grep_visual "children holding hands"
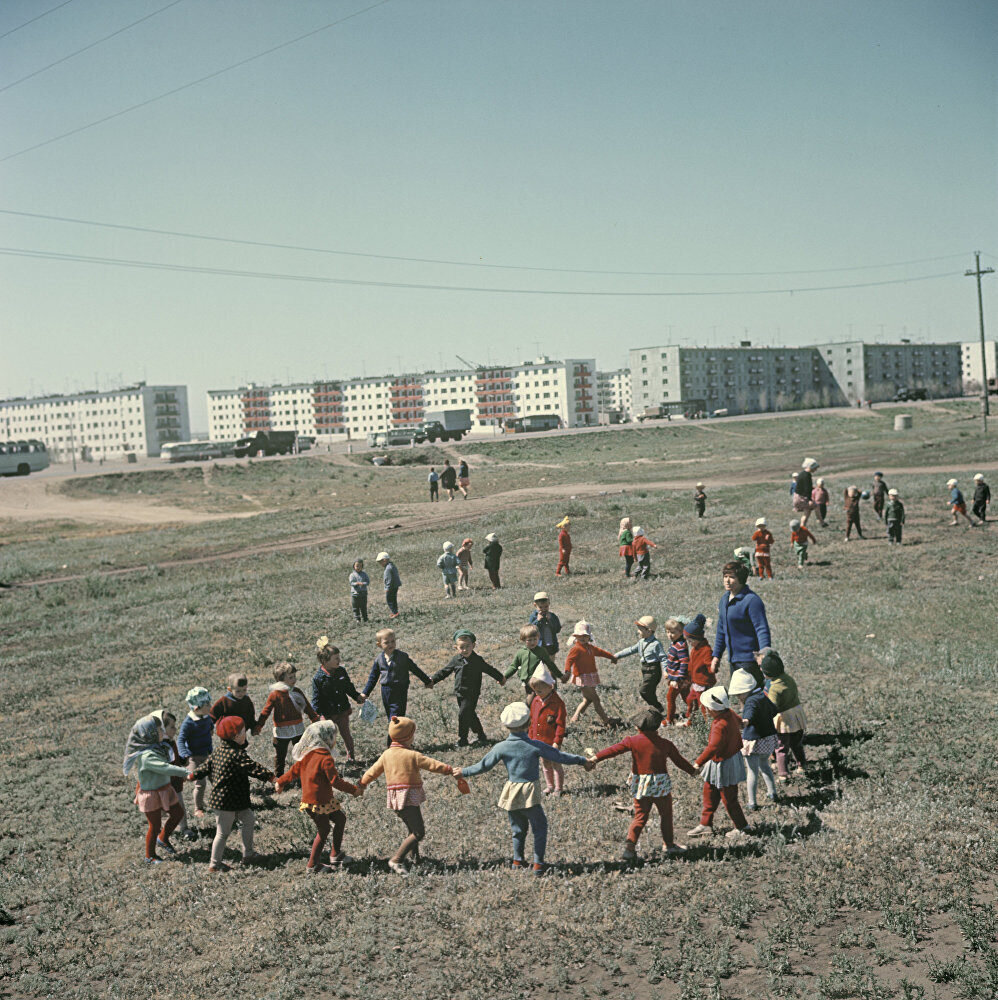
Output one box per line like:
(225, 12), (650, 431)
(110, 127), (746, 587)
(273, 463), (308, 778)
(177, 687), (214, 820)
(506, 624), (566, 701)
(528, 666), (568, 796)
(728, 668), (779, 811)
(311, 637), (366, 763)
(255, 663), (320, 777)
(430, 628), (506, 746)
(614, 615), (667, 713)
(564, 621), (617, 727)
(361, 628), (433, 742)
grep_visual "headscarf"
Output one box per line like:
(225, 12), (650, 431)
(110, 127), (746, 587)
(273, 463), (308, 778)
(292, 720), (338, 762)
(122, 715), (170, 777)
(619, 517), (632, 531)
(557, 517), (571, 529)
(215, 716), (246, 742)
(388, 716), (416, 744)
(185, 686), (210, 708)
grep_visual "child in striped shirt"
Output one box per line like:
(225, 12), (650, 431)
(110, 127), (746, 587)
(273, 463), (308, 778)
(663, 617), (691, 725)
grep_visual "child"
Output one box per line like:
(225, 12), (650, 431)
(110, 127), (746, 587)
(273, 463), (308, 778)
(377, 551), (402, 618)
(455, 702), (593, 874)
(872, 472), (888, 520)
(349, 559), (370, 623)
(427, 467), (439, 502)
(431, 628), (506, 746)
(209, 673), (256, 734)
(275, 720), (363, 874)
(947, 478), (977, 526)
(790, 519), (817, 567)
(662, 618), (691, 725)
(255, 662), (320, 777)
(811, 477), (829, 527)
(683, 614), (715, 725)
(189, 716), (275, 872)
(617, 517), (634, 577)
(359, 715), (454, 875)
(614, 615), (666, 713)
(589, 707), (697, 860)
(694, 483), (706, 519)
(152, 708), (194, 840)
(973, 473), (991, 523)
(458, 458), (470, 499)
(564, 621), (617, 726)
(758, 649), (807, 783)
(752, 518), (774, 579)
(844, 486), (864, 540)
(457, 537), (473, 590)
(556, 517), (572, 576)
(728, 668), (779, 811)
(177, 687), (214, 822)
(528, 665), (568, 795)
(632, 526), (657, 580)
(361, 628), (433, 743)
(789, 472), (798, 502)
(686, 687), (749, 840)
(529, 592), (562, 661)
(506, 624), (566, 701)
(884, 488), (905, 545)
(483, 532), (503, 590)
(311, 636), (367, 763)
(437, 541), (459, 599)
(123, 714), (190, 863)
(733, 546), (756, 577)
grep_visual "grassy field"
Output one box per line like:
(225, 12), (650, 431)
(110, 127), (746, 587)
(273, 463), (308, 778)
(1, 414), (997, 999)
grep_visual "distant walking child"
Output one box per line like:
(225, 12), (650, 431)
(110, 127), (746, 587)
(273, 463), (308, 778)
(437, 541), (459, 599)
(752, 518), (774, 579)
(728, 669), (779, 810)
(430, 628), (506, 746)
(428, 467), (439, 501)
(972, 473), (991, 523)
(811, 477), (829, 526)
(177, 687), (214, 822)
(872, 472), (888, 520)
(556, 517), (572, 575)
(683, 614), (715, 725)
(632, 526), (657, 580)
(614, 615), (667, 713)
(255, 662), (320, 777)
(209, 673), (256, 735)
(694, 483), (707, 518)
(618, 517), (634, 577)
(790, 519), (817, 567)
(457, 537), (473, 590)
(349, 559), (370, 622)
(758, 649), (807, 782)
(483, 532), (503, 589)
(663, 617), (691, 724)
(377, 551), (402, 617)
(564, 621), (617, 726)
(844, 486), (864, 540)
(528, 666), (568, 795)
(885, 488), (905, 544)
(359, 715), (455, 875)
(529, 592), (563, 662)
(311, 636), (366, 762)
(361, 628), (433, 743)
(506, 624), (565, 701)
(947, 479), (977, 526)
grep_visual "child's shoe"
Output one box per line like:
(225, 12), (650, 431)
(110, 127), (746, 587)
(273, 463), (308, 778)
(207, 862), (231, 873)
(663, 843), (686, 857)
(532, 863), (547, 877)
(388, 860), (409, 876)
(143, 856), (163, 865)
(621, 844), (637, 862)
(777, 775), (789, 785)
(182, 828), (199, 842)
(744, 802), (759, 812)
(306, 864), (331, 876)
(725, 827), (749, 841)
(329, 852), (354, 866)
(155, 837), (177, 856)
(686, 823), (713, 838)
(511, 859), (527, 869)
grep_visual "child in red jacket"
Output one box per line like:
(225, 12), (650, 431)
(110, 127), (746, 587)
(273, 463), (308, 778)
(556, 517), (572, 575)
(275, 721), (363, 874)
(752, 518), (774, 579)
(682, 614), (716, 725)
(687, 686), (749, 840)
(589, 707), (697, 860)
(255, 663), (320, 777)
(632, 526), (657, 580)
(528, 666), (568, 796)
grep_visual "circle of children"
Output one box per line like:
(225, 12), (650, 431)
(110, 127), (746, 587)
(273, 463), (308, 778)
(123, 459), (990, 876)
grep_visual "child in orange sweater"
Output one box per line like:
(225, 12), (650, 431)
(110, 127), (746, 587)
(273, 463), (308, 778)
(255, 663), (320, 776)
(275, 721), (362, 874)
(528, 666), (568, 796)
(752, 518), (774, 579)
(563, 621), (617, 726)
(359, 715), (455, 875)
(790, 518), (817, 567)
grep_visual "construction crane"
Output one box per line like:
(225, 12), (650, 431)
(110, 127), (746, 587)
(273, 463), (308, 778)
(455, 354), (481, 370)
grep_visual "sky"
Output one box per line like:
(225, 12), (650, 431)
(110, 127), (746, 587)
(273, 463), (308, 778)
(1, 0), (996, 431)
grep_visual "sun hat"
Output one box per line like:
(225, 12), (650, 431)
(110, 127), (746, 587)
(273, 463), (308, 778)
(533, 591), (549, 602)
(185, 686), (210, 708)
(946, 478), (958, 487)
(453, 628), (476, 642)
(700, 686), (729, 712)
(755, 517), (767, 527)
(696, 482), (704, 488)
(215, 716), (245, 741)
(727, 669), (759, 696)
(500, 702), (531, 729)
(633, 526), (645, 537)
(530, 664), (556, 686)
(683, 614), (706, 639)
(442, 541), (454, 551)
(802, 458), (819, 470)
(974, 473), (984, 481)
(635, 615), (657, 630)
(816, 477), (824, 485)
(485, 532), (497, 541)
(571, 620), (593, 639)
(888, 488), (899, 497)
(376, 551), (390, 561)
(388, 716), (416, 743)
(759, 649), (786, 678)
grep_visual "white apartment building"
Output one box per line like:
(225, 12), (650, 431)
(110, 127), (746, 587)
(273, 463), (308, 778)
(596, 368), (632, 418)
(0, 383), (190, 461)
(961, 341), (997, 390)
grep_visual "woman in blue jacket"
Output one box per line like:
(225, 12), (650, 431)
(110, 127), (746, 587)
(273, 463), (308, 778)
(710, 561), (771, 686)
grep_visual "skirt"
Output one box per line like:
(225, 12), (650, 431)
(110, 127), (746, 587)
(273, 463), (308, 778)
(792, 493), (814, 513)
(629, 772), (672, 799)
(459, 477), (470, 488)
(571, 672), (601, 688)
(701, 753), (747, 789)
(742, 734), (779, 758)
(134, 785), (179, 813)
(497, 780), (543, 811)
(387, 785), (426, 810)
(300, 799), (342, 815)
(774, 703), (807, 734)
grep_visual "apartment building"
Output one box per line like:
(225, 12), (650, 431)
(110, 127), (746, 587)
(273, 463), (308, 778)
(818, 341), (962, 403)
(596, 368), (632, 419)
(960, 340), (997, 390)
(0, 383), (189, 461)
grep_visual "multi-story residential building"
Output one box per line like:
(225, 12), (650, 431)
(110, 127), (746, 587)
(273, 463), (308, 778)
(818, 341), (962, 403)
(960, 340), (997, 391)
(596, 368), (632, 419)
(0, 383), (189, 461)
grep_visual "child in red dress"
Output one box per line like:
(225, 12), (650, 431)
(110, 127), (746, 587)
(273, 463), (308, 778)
(564, 621), (617, 726)
(528, 666), (568, 796)
(556, 517), (572, 575)
(752, 518), (774, 579)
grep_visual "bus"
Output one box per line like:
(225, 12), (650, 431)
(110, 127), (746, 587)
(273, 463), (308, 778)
(0, 439), (50, 476)
(160, 441), (226, 463)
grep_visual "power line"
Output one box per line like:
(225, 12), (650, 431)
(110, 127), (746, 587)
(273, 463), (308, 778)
(0, 0), (186, 96)
(0, 245), (964, 297)
(0, 0), (393, 163)
(0, 0), (76, 42)
(0, 208), (974, 278)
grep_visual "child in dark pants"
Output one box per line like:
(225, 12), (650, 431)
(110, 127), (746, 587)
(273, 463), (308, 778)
(632, 527), (657, 580)
(430, 628), (506, 746)
(614, 615), (666, 713)
(483, 532), (503, 589)
(361, 628), (433, 746)
(844, 486), (864, 539)
(811, 477), (829, 526)
(311, 637), (367, 762)
(349, 559), (369, 622)
(694, 483), (706, 518)
(256, 663), (320, 777)
(885, 488), (905, 544)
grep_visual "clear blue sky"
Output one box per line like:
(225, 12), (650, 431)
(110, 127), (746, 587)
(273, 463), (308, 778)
(2, 0), (995, 430)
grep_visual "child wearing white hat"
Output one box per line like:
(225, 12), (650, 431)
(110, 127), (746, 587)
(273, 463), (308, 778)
(455, 702), (593, 874)
(564, 621), (617, 727)
(884, 488), (905, 544)
(972, 473), (991, 523)
(436, 542), (459, 599)
(751, 518), (774, 580)
(811, 477), (829, 527)
(947, 479), (977, 527)
(728, 669), (779, 811)
(528, 666), (568, 795)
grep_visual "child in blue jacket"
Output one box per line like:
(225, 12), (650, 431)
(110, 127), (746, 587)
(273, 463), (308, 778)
(362, 628), (433, 745)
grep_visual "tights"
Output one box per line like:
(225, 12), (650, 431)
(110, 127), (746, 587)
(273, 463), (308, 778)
(144, 803), (184, 858)
(744, 754), (777, 806)
(627, 794), (674, 846)
(508, 805), (548, 863)
(306, 809), (346, 868)
(391, 806), (425, 863)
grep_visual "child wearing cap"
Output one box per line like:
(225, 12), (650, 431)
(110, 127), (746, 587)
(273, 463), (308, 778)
(728, 668), (779, 810)
(457, 538), (474, 591)
(972, 474), (991, 523)
(506, 625), (566, 702)
(811, 477), (829, 527)
(751, 518), (774, 579)
(483, 532), (503, 589)
(311, 637), (367, 763)
(430, 629), (506, 746)
(255, 662), (320, 778)
(589, 707), (698, 860)
(757, 650), (807, 783)
(632, 527), (657, 581)
(694, 483), (707, 519)
(359, 716), (455, 876)
(437, 542), (459, 600)
(528, 666), (568, 795)
(686, 687), (749, 840)
(564, 621), (617, 726)
(556, 517), (572, 576)
(614, 615), (667, 713)
(377, 552), (402, 618)
(662, 618), (691, 725)
(455, 702), (593, 874)
(733, 546), (756, 577)
(789, 519), (817, 568)
(361, 629), (433, 745)
(617, 517), (635, 578)
(529, 593), (563, 661)
(871, 472), (888, 520)
(683, 615), (715, 725)
(947, 479), (977, 527)
(177, 687), (214, 821)
(884, 488), (905, 544)
(843, 487), (864, 540)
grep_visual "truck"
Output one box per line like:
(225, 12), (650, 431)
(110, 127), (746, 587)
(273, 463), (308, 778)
(413, 409), (472, 443)
(233, 430), (298, 458)
(636, 404), (669, 422)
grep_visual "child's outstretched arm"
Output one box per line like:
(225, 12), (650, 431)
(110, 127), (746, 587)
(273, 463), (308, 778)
(663, 740), (698, 777)
(455, 745), (503, 778)
(275, 760), (302, 792)
(361, 659), (381, 699)
(414, 753), (455, 776)
(359, 756), (386, 788)
(405, 654), (434, 688)
(481, 659), (506, 686)
(534, 741), (595, 770)
(591, 740), (630, 763)
(592, 645), (618, 664)
(614, 641), (640, 660)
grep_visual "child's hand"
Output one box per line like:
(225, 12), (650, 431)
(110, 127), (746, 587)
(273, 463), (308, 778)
(351, 786), (363, 797)
(583, 759), (596, 772)
(610, 656), (618, 665)
(358, 694), (367, 704)
(669, 681), (678, 689)
(452, 767), (463, 778)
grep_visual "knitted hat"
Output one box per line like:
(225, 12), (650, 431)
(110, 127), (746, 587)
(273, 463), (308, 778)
(453, 628), (476, 642)
(755, 517), (767, 527)
(500, 702), (531, 729)
(533, 591), (549, 602)
(946, 479), (957, 487)
(974, 473), (984, 481)
(557, 517), (571, 529)
(530, 664), (556, 687)
(635, 615), (657, 630)
(185, 686), (210, 708)
(790, 519), (800, 529)
(874, 471), (883, 477)
(376, 551), (390, 561)
(215, 716), (245, 741)
(633, 526), (645, 537)
(888, 488), (899, 497)
(388, 716), (416, 743)
(485, 532), (497, 541)
(728, 669), (758, 696)
(571, 620), (593, 639)
(700, 686), (729, 712)
(442, 541), (454, 552)
(628, 707), (663, 732)
(759, 649), (786, 678)
(683, 613), (706, 639)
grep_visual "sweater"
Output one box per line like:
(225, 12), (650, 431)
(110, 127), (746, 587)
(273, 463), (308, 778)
(687, 643), (716, 688)
(133, 750), (189, 791)
(275, 747), (358, 804)
(694, 710), (743, 766)
(811, 486), (829, 506)
(564, 642), (615, 680)
(349, 570), (369, 596)
(529, 610), (562, 652)
(483, 540), (503, 571)
(633, 535), (656, 558)
(765, 674), (801, 714)
(256, 683), (319, 735)
(615, 636), (666, 665)
(884, 498), (905, 524)
(431, 651), (504, 699)
(461, 731), (586, 784)
(362, 649), (432, 698)
(741, 689), (778, 741)
(664, 639), (690, 681)
(617, 529), (634, 556)
(791, 526), (816, 547)
(437, 552), (459, 578)
(528, 691), (566, 747)
(595, 731), (697, 777)
(177, 713), (214, 759)
(713, 587), (771, 663)
(752, 528), (774, 554)
(209, 693), (256, 733)
(311, 665), (363, 719)
(505, 645), (565, 684)
(360, 744), (452, 790)
(382, 561), (402, 591)
(190, 740), (273, 811)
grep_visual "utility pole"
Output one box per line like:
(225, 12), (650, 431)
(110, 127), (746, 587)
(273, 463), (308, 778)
(965, 251), (994, 433)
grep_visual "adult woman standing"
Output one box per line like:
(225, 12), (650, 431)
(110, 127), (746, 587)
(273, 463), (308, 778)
(794, 458), (819, 528)
(711, 561), (771, 687)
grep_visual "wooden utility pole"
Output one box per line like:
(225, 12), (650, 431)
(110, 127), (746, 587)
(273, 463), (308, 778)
(965, 252), (994, 433)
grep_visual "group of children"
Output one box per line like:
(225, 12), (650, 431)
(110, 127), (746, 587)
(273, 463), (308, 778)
(435, 534), (504, 597)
